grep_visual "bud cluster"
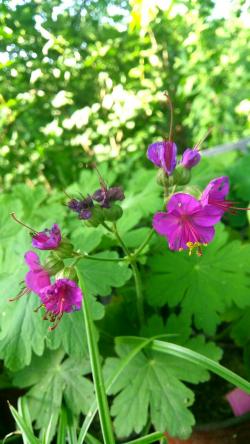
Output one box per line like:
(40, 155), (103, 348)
(68, 185), (125, 226)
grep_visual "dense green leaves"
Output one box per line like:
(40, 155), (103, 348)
(77, 252), (132, 296)
(13, 350), (94, 433)
(145, 226), (250, 334)
(104, 336), (221, 440)
(1, 0), (249, 189)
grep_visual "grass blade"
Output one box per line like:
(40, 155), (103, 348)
(85, 433), (103, 444)
(78, 273), (116, 444)
(124, 431), (167, 444)
(56, 408), (67, 444)
(77, 336), (159, 444)
(8, 402), (39, 444)
(117, 336), (250, 393)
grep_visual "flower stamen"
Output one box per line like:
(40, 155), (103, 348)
(10, 213), (38, 234)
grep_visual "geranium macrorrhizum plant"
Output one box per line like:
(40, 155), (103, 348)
(7, 94), (250, 444)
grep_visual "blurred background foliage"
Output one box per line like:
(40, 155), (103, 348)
(0, 0), (249, 190)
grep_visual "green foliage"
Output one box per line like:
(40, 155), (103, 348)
(104, 334), (221, 439)
(0, 0), (249, 189)
(13, 350), (95, 436)
(145, 225), (250, 334)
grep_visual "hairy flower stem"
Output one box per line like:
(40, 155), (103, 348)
(73, 252), (125, 263)
(112, 223), (145, 326)
(134, 229), (155, 258)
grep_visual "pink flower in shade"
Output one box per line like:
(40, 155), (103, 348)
(200, 176), (250, 217)
(32, 224), (61, 250)
(147, 141), (177, 176)
(24, 251), (51, 294)
(226, 388), (250, 417)
(153, 193), (221, 255)
(10, 251), (51, 302)
(39, 279), (83, 330)
(10, 251), (83, 330)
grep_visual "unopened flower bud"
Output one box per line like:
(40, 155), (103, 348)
(181, 148), (201, 169)
(172, 164), (191, 185)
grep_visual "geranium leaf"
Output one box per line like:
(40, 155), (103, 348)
(76, 252), (132, 296)
(145, 225), (250, 334)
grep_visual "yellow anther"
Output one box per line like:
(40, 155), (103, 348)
(186, 242), (204, 257)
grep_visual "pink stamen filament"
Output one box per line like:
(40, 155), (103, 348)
(209, 199), (250, 213)
(164, 92), (174, 142)
(10, 213), (38, 234)
(194, 127), (213, 151)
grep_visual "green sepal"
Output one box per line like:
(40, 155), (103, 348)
(85, 207), (104, 227)
(172, 164), (191, 185)
(56, 238), (74, 258)
(44, 254), (64, 275)
(55, 266), (78, 282)
(103, 205), (123, 222)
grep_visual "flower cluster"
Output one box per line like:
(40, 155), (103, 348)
(11, 223), (82, 330)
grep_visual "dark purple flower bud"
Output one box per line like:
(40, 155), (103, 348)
(79, 209), (92, 220)
(68, 199), (81, 212)
(32, 224), (61, 250)
(107, 187), (125, 202)
(92, 189), (107, 206)
(92, 186), (125, 208)
(68, 196), (94, 219)
(147, 141), (177, 176)
(181, 148), (201, 169)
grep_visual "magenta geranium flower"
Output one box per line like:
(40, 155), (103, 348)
(181, 148), (201, 169)
(39, 279), (83, 330)
(147, 141), (177, 176)
(153, 193), (221, 255)
(10, 251), (50, 302)
(10, 251), (83, 330)
(32, 224), (61, 250)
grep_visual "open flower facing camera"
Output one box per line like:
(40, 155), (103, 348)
(6, 93), (250, 444)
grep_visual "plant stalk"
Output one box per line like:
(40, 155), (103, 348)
(79, 276), (116, 444)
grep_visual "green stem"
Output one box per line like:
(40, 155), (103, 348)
(74, 253), (125, 263)
(112, 223), (130, 256)
(130, 260), (144, 326)
(134, 229), (155, 257)
(111, 223), (144, 326)
(79, 276), (116, 444)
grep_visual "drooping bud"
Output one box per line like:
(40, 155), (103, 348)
(92, 186), (125, 208)
(181, 148), (201, 169)
(32, 224), (62, 250)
